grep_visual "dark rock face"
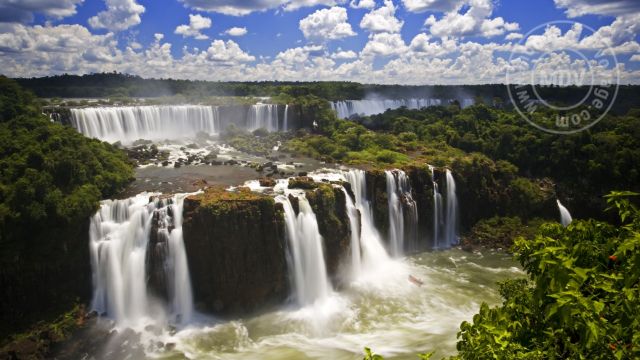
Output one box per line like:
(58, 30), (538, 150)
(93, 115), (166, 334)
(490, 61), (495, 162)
(404, 165), (434, 252)
(365, 170), (389, 242)
(182, 188), (289, 315)
(305, 184), (352, 286)
(0, 220), (93, 339)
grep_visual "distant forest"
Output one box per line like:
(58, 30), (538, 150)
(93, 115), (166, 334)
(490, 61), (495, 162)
(12, 72), (640, 114)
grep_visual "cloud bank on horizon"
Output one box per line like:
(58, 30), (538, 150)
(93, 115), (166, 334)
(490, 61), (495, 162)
(0, 0), (638, 84)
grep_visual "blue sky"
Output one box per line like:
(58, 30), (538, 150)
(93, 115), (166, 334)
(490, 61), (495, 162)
(0, 0), (639, 84)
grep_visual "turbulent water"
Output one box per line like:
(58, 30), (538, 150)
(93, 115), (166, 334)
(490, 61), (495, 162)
(151, 250), (519, 360)
(70, 103), (284, 143)
(385, 170), (418, 256)
(331, 98), (474, 119)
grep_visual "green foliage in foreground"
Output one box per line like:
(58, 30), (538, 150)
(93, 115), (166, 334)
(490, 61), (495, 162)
(455, 191), (640, 359)
(364, 192), (640, 359)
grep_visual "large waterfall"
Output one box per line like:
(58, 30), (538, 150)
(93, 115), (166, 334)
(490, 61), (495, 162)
(331, 98), (475, 118)
(70, 103), (285, 143)
(277, 194), (332, 305)
(89, 193), (194, 325)
(71, 105), (220, 143)
(384, 170), (418, 256)
(247, 103), (280, 132)
(557, 200), (573, 227)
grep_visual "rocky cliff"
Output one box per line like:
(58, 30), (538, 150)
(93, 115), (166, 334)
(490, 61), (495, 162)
(182, 187), (288, 315)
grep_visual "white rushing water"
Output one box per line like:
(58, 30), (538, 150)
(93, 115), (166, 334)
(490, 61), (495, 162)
(331, 98), (474, 119)
(557, 199), (573, 227)
(283, 104), (289, 132)
(341, 169), (394, 280)
(444, 169), (459, 247)
(247, 103), (280, 132)
(277, 194), (332, 306)
(89, 193), (194, 326)
(385, 170), (418, 256)
(71, 105), (221, 143)
(70, 103), (285, 143)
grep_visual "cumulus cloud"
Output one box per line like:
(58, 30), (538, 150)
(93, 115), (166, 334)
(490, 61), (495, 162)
(505, 32), (523, 41)
(203, 39), (255, 64)
(0, 0), (84, 23)
(299, 7), (356, 42)
(424, 0), (519, 38)
(331, 49), (358, 59)
(179, 0), (344, 16)
(350, 0), (375, 9)
(361, 32), (408, 58)
(224, 27), (248, 36)
(360, 0), (404, 33)
(175, 14), (212, 40)
(88, 0), (145, 32)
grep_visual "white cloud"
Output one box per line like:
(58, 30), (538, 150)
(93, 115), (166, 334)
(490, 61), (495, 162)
(554, 0), (640, 18)
(409, 33), (457, 56)
(224, 26), (248, 36)
(630, 54), (640, 62)
(88, 0), (145, 32)
(299, 7), (356, 42)
(361, 32), (408, 58)
(204, 39), (255, 64)
(0, 0), (84, 23)
(401, 0), (465, 13)
(505, 32), (523, 41)
(331, 49), (358, 59)
(179, 0), (344, 16)
(424, 0), (519, 39)
(175, 14), (212, 40)
(350, 0), (375, 9)
(360, 0), (404, 33)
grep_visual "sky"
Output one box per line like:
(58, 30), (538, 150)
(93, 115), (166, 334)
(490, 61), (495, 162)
(0, 0), (639, 84)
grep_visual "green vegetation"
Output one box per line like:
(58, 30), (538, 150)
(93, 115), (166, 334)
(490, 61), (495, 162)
(461, 216), (544, 251)
(455, 192), (640, 359)
(0, 77), (134, 338)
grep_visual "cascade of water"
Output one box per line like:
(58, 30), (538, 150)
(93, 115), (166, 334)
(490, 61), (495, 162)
(331, 99), (444, 118)
(444, 169), (459, 247)
(429, 165), (444, 249)
(341, 188), (362, 278)
(557, 200), (573, 227)
(89, 193), (194, 325)
(277, 194), (332, 305)
(70, 105), (220, 143)
(384, 170), (418, 256)
(283, 104), (289, 131)
(247, 104), (279, 132)
(343, 169), (391, 268)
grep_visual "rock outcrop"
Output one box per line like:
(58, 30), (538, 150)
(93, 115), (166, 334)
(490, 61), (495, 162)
(182, 187), (288, 315)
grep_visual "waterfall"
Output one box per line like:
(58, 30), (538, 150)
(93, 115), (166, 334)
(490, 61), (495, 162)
(277, 194), (332, 305)
(89, 193), (194, 325)
(444, 169), (459, 246)
(331, 99), (442, 119)
(343, 170), (391, 271)
(70, 105), (220, 143)
(429, 165), (444, 249)
(247, 103), (279, 132)
(384, 170), (418, 256)
(283, 104), (289, 132)
(557, 200), (573, 227)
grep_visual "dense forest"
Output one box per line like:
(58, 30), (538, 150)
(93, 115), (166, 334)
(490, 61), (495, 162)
(16, 73), (640, 114)
(0, 76), (134, 338)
